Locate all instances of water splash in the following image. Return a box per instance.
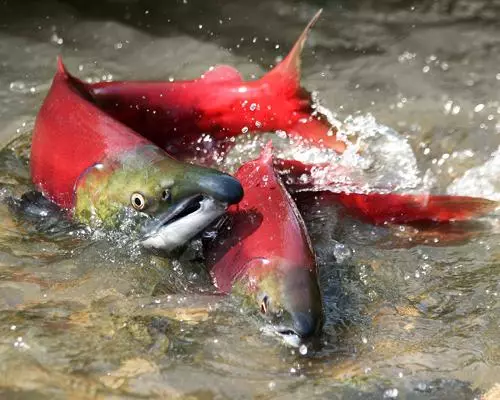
[225,110,421,194]
[447,146,500,200]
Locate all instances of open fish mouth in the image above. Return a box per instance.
[260,324,302,348]
[140,194,227,252]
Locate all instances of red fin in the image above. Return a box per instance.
[56,56,69,77]
[288,116,346,152]
[201,65,243,83]
[337,193,498,224]
[262,9,322,88]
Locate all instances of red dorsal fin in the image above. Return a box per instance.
[263,9,322,87]
[201,65,243,83]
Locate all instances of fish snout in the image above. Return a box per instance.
[197,173,244,205]
[284,311,321,339]
[280,267,324,340]
[177,167,243,205]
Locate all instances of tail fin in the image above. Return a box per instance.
[260,10,348,153]
[56,56,69,77]
[262,9,322,87]
[55,56,96,103]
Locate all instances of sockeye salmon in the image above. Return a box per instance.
[204,144,323,344]
[30,59,244,252]
[82,10,346,158]
[82,9,497,225]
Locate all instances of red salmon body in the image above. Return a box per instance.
[31,59,148,209]
[87,10,346,156]
[204,144,323,339]
[206,145,315,291]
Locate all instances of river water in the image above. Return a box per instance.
[1,0,500,398]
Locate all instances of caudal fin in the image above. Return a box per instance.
[56,56,69,77]
[260,10,347,152]
[263,9,322,88]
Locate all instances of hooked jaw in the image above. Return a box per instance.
[191,172,244,205]
[73,145,243,252]
[140,166,243,252]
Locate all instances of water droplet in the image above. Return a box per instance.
[299,344,308,355]
[9,81,26,92]
[276,130,287,139]
[416,382,427,392]
[383,388,399,398]
[474,103,485,112]
[333,243,352,263]
[50,32,63,45]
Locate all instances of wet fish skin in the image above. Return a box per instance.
[204,143,323,340]
[30,59,243,251]
[85,9,346,156]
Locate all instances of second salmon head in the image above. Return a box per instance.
[74,144,243,252]
[31,59,244,253]
[234,257,323,344]
[206,144,323,344]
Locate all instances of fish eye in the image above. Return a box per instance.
[131,192,146,211]
[260,295,269,314]
[161,188,171,202]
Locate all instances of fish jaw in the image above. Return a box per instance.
[74,144,242,252]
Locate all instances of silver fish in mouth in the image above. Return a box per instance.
[140,195,228,252]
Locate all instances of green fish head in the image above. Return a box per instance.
[74,145,243,251]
